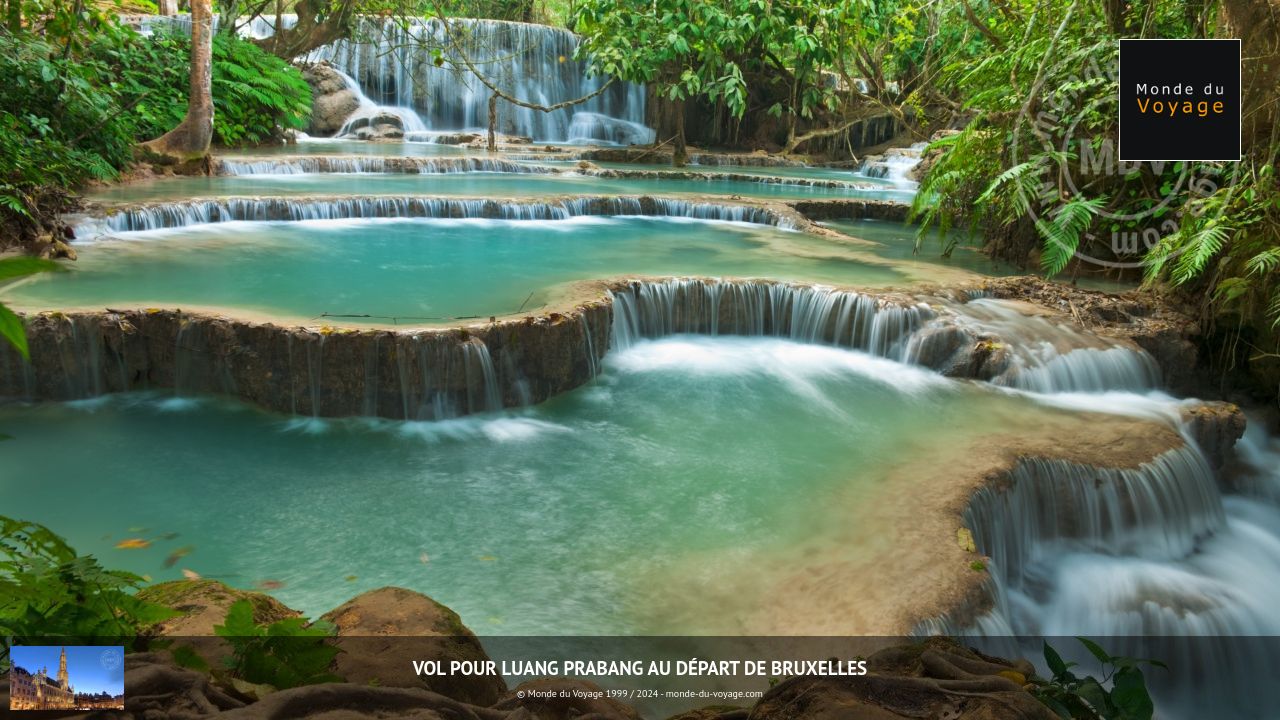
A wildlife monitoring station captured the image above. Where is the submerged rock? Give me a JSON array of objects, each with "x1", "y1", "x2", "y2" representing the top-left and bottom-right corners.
[{"x1": 320, "y1": 586, "x2": 507, "y2": 706}]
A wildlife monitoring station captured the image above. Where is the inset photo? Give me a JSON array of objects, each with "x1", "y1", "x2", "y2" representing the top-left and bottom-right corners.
[{"x1": 8, "y1": 646, "x2": 124, "y2": 712}]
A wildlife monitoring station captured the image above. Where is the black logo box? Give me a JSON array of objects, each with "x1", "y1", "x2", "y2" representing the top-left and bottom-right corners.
[{"x1": 1119, "y1": 38, "x2": 1241, "y2": 162}]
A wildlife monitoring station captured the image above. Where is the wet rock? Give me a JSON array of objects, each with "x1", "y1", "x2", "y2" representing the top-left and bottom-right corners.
[
  {"x1": 492, "y1": 678, "x2": 640, "y2": 720},
  {"x1": 137, "y1": 579, "x2": 302, "y2": 670},
  {"x1": 787, "y1": 199, "x2": 910, "y2": 222},
  {"x1": 978, "y1": 276, "x2": 1203, "y2": 396},
  {"x1": 348, "y1": 112, "x2": 406, "y2": 140},
  {"x1": 750, "y1": 638, "x2": 1053, "y2": 720},
  {"x1": 320, "y1": 587, "x2": 506, "y2": 706},
  {"x1": 301, "y1": 63, "x2": 360, "y2": 136},
  {"x1": 1180, "y1": 401, "x2": 1247, "y2": 470}
]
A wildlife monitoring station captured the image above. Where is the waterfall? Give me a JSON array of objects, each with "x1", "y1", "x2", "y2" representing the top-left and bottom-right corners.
[
  {"x1": 608, "y1": 279, "x2": 932, "y2": 360},
  {"x1": 329, "y1": 66, "x2": 428, "y2": 138},
  {"x1": 83, "y1": 197, "x2": 797, "y2": 236},
  {"x1": 854, "y1": 142, "x2": 928, "y2": 190},
  {"x1": 305, "y1": 17, "x2": 652, "y2": 144},
  {"x1": 953, "y1": 298, "x2": 1161, "y2": 393},
  {"x1": 214, "y1": 156, "x2": 559, "y2": 175}
]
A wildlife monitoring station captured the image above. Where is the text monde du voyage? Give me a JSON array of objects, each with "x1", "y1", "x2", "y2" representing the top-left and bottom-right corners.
[{"x1": 1133, "y1": 82, "x2": 1230, "y2": 117}]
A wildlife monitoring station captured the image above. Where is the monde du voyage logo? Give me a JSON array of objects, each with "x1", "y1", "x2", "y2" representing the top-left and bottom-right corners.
[{"x1": 1119, "y1": 38, "x2": 1241, "y2": 161}]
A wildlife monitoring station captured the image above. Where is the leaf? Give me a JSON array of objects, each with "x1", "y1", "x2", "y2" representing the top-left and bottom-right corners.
[
  {"x1": 1043, "y1": 641, "x2": 1068, "y2": 677},
  {"x1": 215, "y1": 599, "x2": 261, "y2": 638},
  {"x1": 0, "y1": 303, "x2": 29, "y2": 359},
  {"x1": 1076, "y1": 636, "x2": 1112, "y2": 665},
  {"x1": 1111, "y1": 666, "x2": 1154, "y2": 720}
]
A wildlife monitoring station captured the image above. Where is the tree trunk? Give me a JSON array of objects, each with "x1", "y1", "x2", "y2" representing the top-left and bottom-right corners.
[
  {"x1": 157, "y1": 0, "x2": 177, "y2": 15},
  {"x1": 140, "y1": 0, "x2": 214, "y2": 163},
  {"x1": 673, "y1": 100, "x2": 688, "y2": 167},
  {"x1": 1220, "y1": 0, "x2": 1279, "y2": 156},
  {"x1": 488, "y1": 92, "x2": 498, "y2": 152}
]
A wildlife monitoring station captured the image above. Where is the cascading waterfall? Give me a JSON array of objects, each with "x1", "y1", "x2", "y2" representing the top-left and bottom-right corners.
[
  {"x1": 608, "y1": 279, "x2": 932, "y2": 360},
  {"x1": 214, "y1": 156, "x2": 558, "y2": 176},
  {"x1": 82, "y1": 196, "x2": 796, "y2": 235},
  {"x1": 921, "y1": 300, "x2": 1280, "y2": 719},
  {"x1": 324, "y1": 66, "x2": 429, "y2": 139},
  {"x1": 954, "y1": 298, "x2": 1161, "y2": 393},
  {"x1": 854, "y1": 142, "x2": 928, "y2": 190},
  {"x1": 306, "y1": 17, "x2": 652, "y2": 144}
]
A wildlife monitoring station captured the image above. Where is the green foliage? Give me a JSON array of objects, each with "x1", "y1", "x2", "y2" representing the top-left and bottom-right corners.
[
  {"x1": 911, "y1": 0, "x2": 1280, "y2": 357},
  {"x1": 0, "y1": 32, "x2": 137, "y2": 230},
  {"x1": 572, "y1": 0, "x2": 906, "y2": 131},
  {"x1": 210, "y1": 34, "x2": 313, "y2": 145},
  {"x1": 1030, "y1": 638, "x2": 1165, "y2": 720},
  {"x1": 0, "y1": 257, "x2": 62, "y2": 357},
  {"x1": 90, "y1": 30, "x2": 312, "y2": 147},
  {"x1": 1, "y1": 18, "x2": 312, "y2": 246},
  {"x1": 213, "y1": 599, "x2": 342, "y2": 689},
  {"x1": 0, "y1": 516, "x2": 178, "y2": 669}
]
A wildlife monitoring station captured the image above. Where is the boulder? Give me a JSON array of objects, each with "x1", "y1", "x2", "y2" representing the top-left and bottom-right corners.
[
  {"x1": 137, "y1": 579, "x2": 301, "y2": 671},
  {"x1": 139, "y1": 579, "x2": 301, "y2": 636},
  {"x1": 319, "y1": 586, "x2": 506, "y2": 706},
  {"x1": 301, "y1": 63, "x2": 360, "y2": 136},
  {"x1": 492, "y1": 678, "x2": 640, "y2": 720},
  {"x1": 1181, "y1": 401, "x2": 1247, "y2": 470},
  {"x1": 346, "y1": 112, "x2": 407, "y2": 140}
]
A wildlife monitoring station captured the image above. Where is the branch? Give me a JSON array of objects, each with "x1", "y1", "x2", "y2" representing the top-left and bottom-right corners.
[{"x1": 431, "y1": 4, "x2": 614, "y2": 113}]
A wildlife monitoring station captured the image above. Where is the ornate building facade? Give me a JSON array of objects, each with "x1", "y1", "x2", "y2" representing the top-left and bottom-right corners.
[{"x1": 8, "y1": 648, "x2": 76, "y2": 710}]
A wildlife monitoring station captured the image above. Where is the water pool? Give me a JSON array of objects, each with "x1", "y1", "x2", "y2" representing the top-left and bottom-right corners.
[
  {"x1": 0, "y1": 336, "x2": 1073, "y2": 634},
  {"x1": 3, "y1": 217, "x2": 906, "y2": 322},
  {"x1": 88, "y1": 171, "x2": 908, "y2": 204}
]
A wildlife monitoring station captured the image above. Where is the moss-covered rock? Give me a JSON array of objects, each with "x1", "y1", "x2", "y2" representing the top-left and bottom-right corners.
[{"x1": 319, "y1": 586, "x2": 506, "y2": 706}]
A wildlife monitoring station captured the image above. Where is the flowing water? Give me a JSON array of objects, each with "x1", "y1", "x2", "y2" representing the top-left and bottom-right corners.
[
  {"x1": 86, "y1": 171, "x2": 903, "y2": 204},
  {"x1": 0, "y1": 336, "x2": 1095, "y2": 635},
  {"x1": 3, "y1": 219, "x2": 907, "y2": 321}
]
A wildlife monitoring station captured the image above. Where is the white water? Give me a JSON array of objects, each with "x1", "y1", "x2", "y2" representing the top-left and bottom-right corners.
[
  {"x1": 306, "y1": 17, "x2": 651, "y2": 144},
  {"x1": 854, "y1": 142, "x2": 928, "y2": 191},
  {"x1": 80, "y1": 197, "x2": 795, "y2": 236}
]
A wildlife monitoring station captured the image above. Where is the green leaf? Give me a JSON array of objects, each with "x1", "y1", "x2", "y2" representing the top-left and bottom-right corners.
[
  {"x1": 0, "y1": 257, "x2": 63, "y2": 282},
  {"x1": 0, "y1": 303, "x2": 29, "y2": 359},
  {"x1": 1076, "y1": 636, "x2": 1113, "y2": 665},
  {"x1": 1043, "y1": 641, "x2": 1068, "y2": 677},
  {"x1": 1112, "y1": 667, "x2": 1154, "y2": 720}
]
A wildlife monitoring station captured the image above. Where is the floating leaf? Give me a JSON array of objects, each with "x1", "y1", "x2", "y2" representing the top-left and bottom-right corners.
[
  {"x1": 181, "y1": 568, "x2": 202, "y2": 580},
  {"x1": 344, "y1": 575, "x2": 358, "y2": 582},
  {"x1": 116, "y1": 538, "x2": 151, "y2": 549},
  {"x1": 419, "y1": 552, "x2": 430, "y2": 564},
  {"x1": 256, "y1": 579, "x2": 285, "y2": 590},
  {"x1": 478, "y1": 555, "x2": 497, "y2": 562},
  {"x1": 164, "y1": 545, "x2": 194, "y2": 567}
]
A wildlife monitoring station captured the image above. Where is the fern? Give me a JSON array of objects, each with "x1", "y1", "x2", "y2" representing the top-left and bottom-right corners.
[{"x1": 1037, "y1": 196, "x2": 1106, "y2": 277}]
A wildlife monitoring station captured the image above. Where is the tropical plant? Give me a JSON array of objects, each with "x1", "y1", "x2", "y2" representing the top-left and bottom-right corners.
[
  {"x1": 213, "y1": 599, "x2": 342, "y2": 690},
  {"x1": 0, "y1": 517, "x2": 178, "y2": 671},
  {"x1": 0, "y1": 257, "x2": 61, "y2": 357},
  {"x1": 1030, "y1": 638, "x2": 1164, "y2": 720}
]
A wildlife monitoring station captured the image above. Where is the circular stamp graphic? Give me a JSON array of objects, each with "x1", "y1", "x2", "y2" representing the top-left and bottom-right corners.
[
  {"x1": 101, "y1": 647, "x2": 123, "y2": 671},
  {"x1": 1008, "y1": 42, "x2": 1239, "y2": 270}
]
